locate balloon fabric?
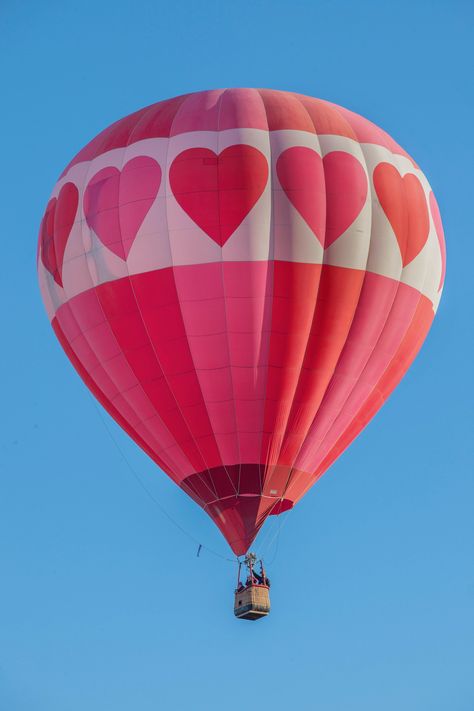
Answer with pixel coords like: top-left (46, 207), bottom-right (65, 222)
top-left (38, 89), bottom-right (446, 555)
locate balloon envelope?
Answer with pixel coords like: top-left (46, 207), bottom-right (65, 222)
top-left (38, 89), bottom-right (446, 554)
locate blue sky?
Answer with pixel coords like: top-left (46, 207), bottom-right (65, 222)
top-left (1, 1), bottom-right (473, 709)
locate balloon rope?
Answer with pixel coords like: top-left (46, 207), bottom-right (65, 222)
top-left (259, 510), bottom-right (291, 565)
top-left (268, 511), bottom-right (290, 564)
top-left (255, 512), bottom-right (278, 553)
top-left (90, 397), bottom-right (236, 564)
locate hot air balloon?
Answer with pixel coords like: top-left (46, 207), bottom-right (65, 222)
top-left (38, 89), bottom-right (446, 618)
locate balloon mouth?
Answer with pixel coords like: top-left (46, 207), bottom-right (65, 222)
top-left (181, 465), bottom-right (296, 555)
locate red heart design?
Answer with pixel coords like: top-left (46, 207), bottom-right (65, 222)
top-left (84, 156), bottom-right (161, 260)
top-left (429, 191), bottom-right (446, 291)
top-left (323, 151), bottom-right (368, 247)
top-left (277, 148), bottom-right (367, 247)
top-left (40, 182), bottom-right (78, 286)
top-left (169, 145), bottom-right (268, 246)
top-left (276, 147), bottom-right (325, 244)
top-left (373, 163), bottom-right (429, 267)
top-left (39, 199), bottom-right (57, 276)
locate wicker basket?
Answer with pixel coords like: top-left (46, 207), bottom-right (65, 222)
top-left (234, 584), bottom-right (270, 620)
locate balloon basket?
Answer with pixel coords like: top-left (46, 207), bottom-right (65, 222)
top-left (234, 553), bottom-right (271, 621)
top-left (234, 583), bottom-right (270, 620)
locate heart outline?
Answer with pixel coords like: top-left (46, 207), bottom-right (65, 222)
top-left (169, 145), bottom-right (268, 247)
top-left (40, 182), bottom-right (78, 286)
top-left (276, 148), bottom-right (367, 247)
top-left (84, 156), bottom-right (162, 260)
top-left (373, 163), bottom-right (429, 267)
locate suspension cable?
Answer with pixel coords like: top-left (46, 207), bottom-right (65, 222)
top-left (90, 397), bottom-right (236, 564)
